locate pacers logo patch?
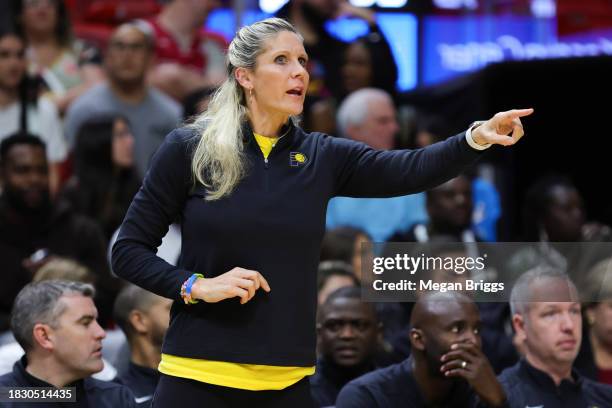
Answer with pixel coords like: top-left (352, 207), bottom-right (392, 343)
top-left (290, 152), bottom-right (308, 167)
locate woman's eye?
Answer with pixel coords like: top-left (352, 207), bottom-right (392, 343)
top-left (275, 55), bottom-right (287, 64)
top-left (299, 57), bottom-right (307, 66)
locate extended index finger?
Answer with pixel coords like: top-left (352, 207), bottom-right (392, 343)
top-left (505, 108), bottom-right (534, 119)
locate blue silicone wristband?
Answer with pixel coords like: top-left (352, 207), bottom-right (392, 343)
top-left (185, 273), bottom-right (203, 302)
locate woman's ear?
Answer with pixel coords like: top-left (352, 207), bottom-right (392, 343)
top-left (234, 67), bottom-right (253, 91)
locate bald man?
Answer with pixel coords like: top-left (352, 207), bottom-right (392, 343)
top-left (310, 286), bottom-right (383, 407)
top-left (336, 292), bottom-right (507, 407)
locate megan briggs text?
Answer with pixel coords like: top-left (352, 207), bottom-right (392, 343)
top-left (372, 279), bottom-right (505, 293)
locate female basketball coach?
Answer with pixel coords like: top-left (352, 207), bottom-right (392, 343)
top-left (112, 17), bottom-right (533, 407)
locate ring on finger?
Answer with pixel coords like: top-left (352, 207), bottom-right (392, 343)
top-left (461, 360), bottom-right (467, 369)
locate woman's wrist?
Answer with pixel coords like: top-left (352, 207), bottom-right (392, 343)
top-left (190, 277), bottom-right (207, 302)
top-left (180, 273), bottom-right (205, 304)
top-left (466, 121), bottom-right (491, 150)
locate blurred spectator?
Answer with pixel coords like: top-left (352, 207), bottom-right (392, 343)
top-left (0, 281), bottom-right (135, 407)
top-left (0, 133), bottom-right (117, 331)
top-left (320, 226), bottom-right (371, 282)
top-left (336, 88), bottom-right (397, 152)
top-left (523, 176), bottom-right (612, 243)
top-left (141, 0), bottom-right (226, 102)
top-left (500, 267), bottom-right (612, 407)
top-left (575, 257), bottom-right (612, 384)
top-left (411, 114), bottom-right (501, 242)
top-left (341, 33), bottom-right (397, 100)
top-left (61, 115), bottom-right (141, 240)
top-left (508, 176), bottom-right (612, 279)
top-left (182, 86), bottom-right (215, 122)
top-left (311, 287), bottom-right (383, 407)
top-left (308, 29), bottom-right (398, 134)
top-left (64, 23), bottom-right (182, 177)
top-left (0, 28), bottom-right (67, 194)
top-left (317, 260), bottom-right (358, 305)
top-left (12, 0), bottom-right (105, 115)
top-left (412, 114), bottom-right (449, 150)
top-left (471, 167), bottom-right (501, 243)
top-left (114, 284), bottom-right (172, 407)
top-left (336, 292), bottom-right (507, 407)
top-left (326, 88), bottom-right (427, 242)
top-left (33, 256), bottom-right (95, 284)
top-left (389, 174), bottom-right (483, 243)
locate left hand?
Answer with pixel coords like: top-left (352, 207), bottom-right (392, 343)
top-left (472, 108), bottom-right (534, 147)
top-left (440, 342), bottom-right (507, 407)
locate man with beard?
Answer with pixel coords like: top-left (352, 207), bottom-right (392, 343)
top-left (310, 286), bottom-right (384, 407)
top-left (336, 292), bottom-right (507, 407)
top-left (499, 267), bottom-right (612, 407)
top-left (0, 133), bottom-right (113, 332)
top-left (113, 284), bottom-right (173, 407)
top-left (64, 23), bottom-right (181, 177)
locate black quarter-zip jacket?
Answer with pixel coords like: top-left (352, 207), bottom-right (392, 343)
top-left (112, 122), bottom-right (483, 367)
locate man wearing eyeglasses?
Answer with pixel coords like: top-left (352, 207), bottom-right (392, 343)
top-left (310, 286), bottom-right (383, 407)
top-left (64, 23), bottom-right (182, 178)
top-left (336, 291), bottom-right (508, 408)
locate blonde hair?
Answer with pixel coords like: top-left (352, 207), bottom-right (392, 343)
top-left (189, 17), bottom-right (302, 200)
top-left (33, 258), bottom-right (95, 284)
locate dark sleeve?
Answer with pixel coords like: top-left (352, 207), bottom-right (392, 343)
top-left (335, 382), bottom-right (379, 408)
top-left (585, 380), bottom-right (612, 406)
top-left (0, 373), bottom-right (18, 386)
top-left (111, 129), bottom-right (194, 300)
top-left (473, 397), bottom-right (511, 408)
top-left (117, 385), bottom-right (137, 408)
top-left (331, 132), bottom-right (483, 198)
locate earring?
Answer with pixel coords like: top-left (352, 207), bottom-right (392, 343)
top-left (249, 88), bottom-right (253, 98)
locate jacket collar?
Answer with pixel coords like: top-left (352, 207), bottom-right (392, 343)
top-left (519, 358), bottom-right (583, 393)
top-left (13, 355), bottom-right (87, 391)
top-left (241, 119), bottom-right (297, 156)
top-left (128, 361), bottom-right (160, 382)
